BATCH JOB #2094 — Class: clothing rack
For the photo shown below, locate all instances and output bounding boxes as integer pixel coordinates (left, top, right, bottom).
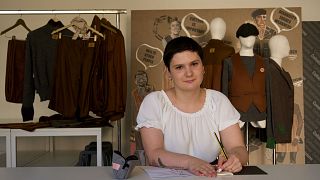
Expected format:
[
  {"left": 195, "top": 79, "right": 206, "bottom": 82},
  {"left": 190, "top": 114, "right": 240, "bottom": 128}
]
[
  {"left": 0, "top": 10, "right": 127, "bottom": 15},
  {"left": 0, "top": 10, "right": 126, "bottom": 31},
  {"left": 0, "top": 9, "right": 127, "bottom": 152}
]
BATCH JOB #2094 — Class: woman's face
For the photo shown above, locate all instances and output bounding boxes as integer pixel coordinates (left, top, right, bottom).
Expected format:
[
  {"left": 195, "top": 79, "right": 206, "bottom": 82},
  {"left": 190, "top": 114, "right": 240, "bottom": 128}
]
[
  {"left": 168, "top": 51, "right": 204, "bottom": 91},
  {"left": 170, "top": 21, "right": 181, "bottom": 35}
]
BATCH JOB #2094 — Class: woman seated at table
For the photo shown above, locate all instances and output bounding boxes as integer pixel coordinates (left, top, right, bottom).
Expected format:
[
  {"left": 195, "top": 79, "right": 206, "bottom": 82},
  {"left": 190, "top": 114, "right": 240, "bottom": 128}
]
[{"left": 136, "top": 36, "right": 248, "bottom": 177}]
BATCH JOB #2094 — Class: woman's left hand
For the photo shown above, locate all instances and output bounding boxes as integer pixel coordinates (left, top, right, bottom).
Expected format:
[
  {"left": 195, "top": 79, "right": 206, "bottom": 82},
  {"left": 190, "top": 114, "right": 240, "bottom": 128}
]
[{"left": 217, "top": 154, "right": 242, "bottom": 173}]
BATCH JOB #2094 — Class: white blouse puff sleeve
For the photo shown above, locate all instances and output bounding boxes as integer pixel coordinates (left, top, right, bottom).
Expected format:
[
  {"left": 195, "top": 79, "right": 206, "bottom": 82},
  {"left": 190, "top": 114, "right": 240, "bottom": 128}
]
[{"left": 136, "top": 89, "right": 240, "bottom": 162}]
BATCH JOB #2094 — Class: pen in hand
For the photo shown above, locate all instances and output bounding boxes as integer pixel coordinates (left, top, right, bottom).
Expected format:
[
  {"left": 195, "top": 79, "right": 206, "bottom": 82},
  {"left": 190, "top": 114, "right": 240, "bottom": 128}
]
[
  {"left": 214, "top": 132, "right": 228, "bottom": 172},
  {"left": 214, "top": 132, "right": 228, "bottom": 160}
]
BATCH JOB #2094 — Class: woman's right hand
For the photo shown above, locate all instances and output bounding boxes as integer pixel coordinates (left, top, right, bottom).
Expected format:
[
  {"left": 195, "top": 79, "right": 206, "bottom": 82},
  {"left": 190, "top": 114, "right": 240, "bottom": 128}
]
[{"left": 187, "top": 157, "right": 217, "bottom": 177}]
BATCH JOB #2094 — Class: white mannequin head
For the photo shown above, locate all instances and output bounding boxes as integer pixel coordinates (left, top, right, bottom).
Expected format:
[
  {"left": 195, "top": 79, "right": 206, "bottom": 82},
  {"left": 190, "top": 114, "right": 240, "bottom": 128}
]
[
  {"left": 210, "top": 17, "right": 226, "bottom": 40},
  {"left": 239, "top": 35, "right": 256, "bottom": 56},
  {"left": 269, "top": 35, "right": 290, "bottom": 66}
]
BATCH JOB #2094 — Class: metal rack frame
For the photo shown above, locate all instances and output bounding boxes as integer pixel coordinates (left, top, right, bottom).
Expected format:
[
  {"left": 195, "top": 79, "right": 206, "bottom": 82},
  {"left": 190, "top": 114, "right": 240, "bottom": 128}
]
[{"left": 0, "top": 9, "right": 127, "bottom": 152}]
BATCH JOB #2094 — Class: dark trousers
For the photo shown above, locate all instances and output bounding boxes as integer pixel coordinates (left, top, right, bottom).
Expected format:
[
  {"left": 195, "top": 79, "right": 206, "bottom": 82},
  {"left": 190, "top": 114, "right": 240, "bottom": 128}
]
[{"left": 5, "top": 39, "right": 26, "bottom": 103}]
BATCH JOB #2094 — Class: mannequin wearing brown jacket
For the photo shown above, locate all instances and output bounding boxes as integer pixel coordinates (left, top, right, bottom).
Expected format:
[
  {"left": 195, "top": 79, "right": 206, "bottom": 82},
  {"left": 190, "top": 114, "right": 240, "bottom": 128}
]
[
  {"left": 222, "top": 23, "right": 267, "bottom": 128},
  {"left": 202, "top": 17, "right": 235, "bottom": 91},
  {"left": 267, "top": 35, "right": 301, "bottom": 163}
]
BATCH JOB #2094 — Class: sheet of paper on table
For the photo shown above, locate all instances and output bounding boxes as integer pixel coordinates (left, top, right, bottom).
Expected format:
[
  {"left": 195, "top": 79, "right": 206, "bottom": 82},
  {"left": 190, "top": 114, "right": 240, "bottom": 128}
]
[{"left": 141, "top": 166, "right": 233, "bottom": 179}]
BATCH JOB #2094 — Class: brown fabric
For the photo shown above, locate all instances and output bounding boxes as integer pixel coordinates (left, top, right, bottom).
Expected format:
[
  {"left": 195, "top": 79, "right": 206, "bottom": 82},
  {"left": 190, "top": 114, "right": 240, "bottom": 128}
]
[
  {"left": 5, "top": 39, "right": 26, "bottom": 103},
  {"left": 202, "top": 39, "right": 235, "bottom": 91},
  {"left": 38, "top": 114, "right": 113, "bottom": 128},
  {"left": 276, "top": 115, "right": 298, "bottom": 152},
  {"left": 268, "top": 59, "right": 294, "bottom": 143},
  {"left": 276, "top": 104, "right": 302, "bottom": 151},
  {"left": 0, "top": 122, "right": 51, "bottom": 132},
  {"left": 49, "top": 118, "right": 113, "bottom": 128},
  {"left": 48, "top": 37, "right": 101, "bottom": 118},
  {"left": 90, "top": 16, "right": 127, "bottom": 121},
  {"left": 229, "top": 53, "right": 266, "bottom": 112},
  {"left": 0, "top": 117, "right": 113, "bottom": 132}
]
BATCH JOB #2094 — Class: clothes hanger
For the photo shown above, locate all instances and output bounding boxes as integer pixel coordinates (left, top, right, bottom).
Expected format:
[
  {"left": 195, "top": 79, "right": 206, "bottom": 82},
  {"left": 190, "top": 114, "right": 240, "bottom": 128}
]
[
  {"left": 51, "top": 10, "right": 60, "bottom": 22},
  {"left": 101, "top": 21, "right": 117, "bottom": 34},
  {"left": 0, "top": 17, "right": 31, "bottom": 35},
  {"left": 51, "top": 16, "right": 104, "bottom": 39},
  {"left": 51, "top": 24, "right": 72, "bottom": 35},
  {"left": 47, "top": 13, "right": 64, "bottom": 28},
  {"left": 51, "top": 14, "right": 77, "bottom": 36},
  {"left": 100, "top": 17, "right": 117, "bottom": 34}
]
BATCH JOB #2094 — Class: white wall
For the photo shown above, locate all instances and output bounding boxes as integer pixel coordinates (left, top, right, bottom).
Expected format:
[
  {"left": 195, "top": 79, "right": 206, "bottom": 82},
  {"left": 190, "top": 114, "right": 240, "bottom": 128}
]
[{"left": 0, "top": 0, "right": 319, "bottom": 155}]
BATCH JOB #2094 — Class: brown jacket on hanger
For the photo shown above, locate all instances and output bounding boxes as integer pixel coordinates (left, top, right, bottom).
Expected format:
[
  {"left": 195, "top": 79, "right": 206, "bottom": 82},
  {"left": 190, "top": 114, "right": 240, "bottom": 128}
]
[
  {"left": 90, "top": 15, "right": 127, "bottom": 121},
  {"left": 229, "top": 53, "right": 266, "bottom": 112}
]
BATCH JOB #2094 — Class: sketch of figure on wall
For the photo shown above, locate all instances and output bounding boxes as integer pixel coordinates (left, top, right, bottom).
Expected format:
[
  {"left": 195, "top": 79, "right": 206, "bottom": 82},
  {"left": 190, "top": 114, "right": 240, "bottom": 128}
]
[
  {"left": 131, "top": 70, "right": 154, "bottom": 154},
  {"left": 162, "top": 17, "right": 182, "bottom": 90},
  {"left": 249, "top": 8, "right": 277, "bottom": 58},
  {"left": 162, "top": 17, "right": 182, "bottom": 48},
  {"left": 132, "top": 70, "right": 154, "bottom": 110}
]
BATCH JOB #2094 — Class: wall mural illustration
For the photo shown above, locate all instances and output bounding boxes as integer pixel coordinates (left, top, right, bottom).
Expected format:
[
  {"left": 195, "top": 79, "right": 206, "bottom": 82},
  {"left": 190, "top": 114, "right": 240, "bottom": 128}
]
[{"left": 131, "top": 7, "right": 303, "bottom": 165}]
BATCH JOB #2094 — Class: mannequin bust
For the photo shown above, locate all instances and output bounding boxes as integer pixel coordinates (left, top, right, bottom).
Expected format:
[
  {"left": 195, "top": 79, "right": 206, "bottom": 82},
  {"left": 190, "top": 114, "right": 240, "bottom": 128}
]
[
  {"left": 267, "top": 34, "right": 295, "bottom": 149},
  {"left": 222, "top": 23, "right": 267, "bottom": 128},
  {"left": 269, "top": 34, "right": 290, "bottom": 66},
  {"left": 202, "top": 17, "right": 235, "bottom": 91},
  {"left": 238, "top": 35, "right": 266, "bottom": 128},
  {"left": 210, "top": 17, "right": 226, "bottom": 40}
]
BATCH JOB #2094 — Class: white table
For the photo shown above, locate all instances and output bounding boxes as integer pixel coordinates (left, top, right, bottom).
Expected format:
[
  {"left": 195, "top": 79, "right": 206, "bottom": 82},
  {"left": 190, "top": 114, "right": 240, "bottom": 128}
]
[
  {"left": 0, "top": 129, "right": 11, "bottom": 167},
  {"left": 0, "top": 164, "right": 319, "bottom": 180},
  {"left": 10, "top": 128, "right": 102, "bottom": 167}
]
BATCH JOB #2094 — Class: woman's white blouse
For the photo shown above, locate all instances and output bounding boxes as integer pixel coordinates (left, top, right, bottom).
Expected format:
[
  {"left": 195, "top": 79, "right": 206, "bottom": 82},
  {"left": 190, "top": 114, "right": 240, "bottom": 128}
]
[{"left": 136, "top": 89, "right": 240, "bottom": 162}]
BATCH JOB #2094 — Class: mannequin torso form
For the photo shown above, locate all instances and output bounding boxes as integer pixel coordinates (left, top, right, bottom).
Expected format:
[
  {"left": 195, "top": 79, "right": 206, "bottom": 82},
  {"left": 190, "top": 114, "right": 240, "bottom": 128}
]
[
  {"left": 267, "top": 34, "right": 296, "bottom": 146},
  {"left": 238, "top": 35, "right": 266, "bottom": 128},
  {"left": 222, "top": 23, "right": 267, "bottom": 127},
  {"left": 202, "top": 17, "right": 235, "bottom": 90}
]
